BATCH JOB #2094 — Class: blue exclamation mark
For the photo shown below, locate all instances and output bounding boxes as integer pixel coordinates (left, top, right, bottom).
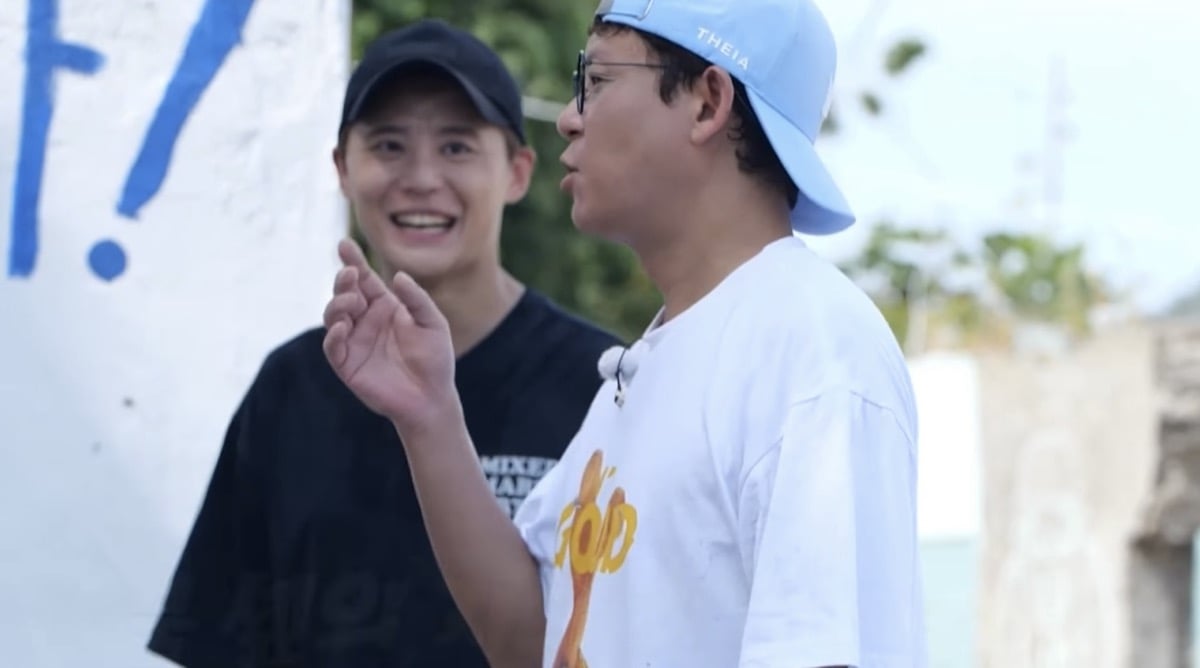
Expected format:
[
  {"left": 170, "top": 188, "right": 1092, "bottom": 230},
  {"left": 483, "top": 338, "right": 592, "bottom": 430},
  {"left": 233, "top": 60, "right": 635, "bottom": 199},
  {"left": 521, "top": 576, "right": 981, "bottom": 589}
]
[{"left": 100, "top": 0, "right": 257, "bottom": 281}]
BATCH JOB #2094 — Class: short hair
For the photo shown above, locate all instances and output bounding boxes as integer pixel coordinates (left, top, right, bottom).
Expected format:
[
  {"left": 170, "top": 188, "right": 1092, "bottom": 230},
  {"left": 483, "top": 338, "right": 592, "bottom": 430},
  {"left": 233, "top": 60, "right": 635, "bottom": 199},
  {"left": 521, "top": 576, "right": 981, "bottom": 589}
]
[{"left": 590, "top": 19, "right": 799, "bottom": 208}]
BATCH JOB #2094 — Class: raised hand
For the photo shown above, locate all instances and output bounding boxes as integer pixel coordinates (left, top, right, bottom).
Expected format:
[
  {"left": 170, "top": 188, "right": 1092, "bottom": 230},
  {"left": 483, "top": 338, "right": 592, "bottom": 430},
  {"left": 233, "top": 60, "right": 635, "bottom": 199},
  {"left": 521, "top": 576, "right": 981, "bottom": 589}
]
[{"left": 322, "top": 238, "right": 457, "bottom": 432}]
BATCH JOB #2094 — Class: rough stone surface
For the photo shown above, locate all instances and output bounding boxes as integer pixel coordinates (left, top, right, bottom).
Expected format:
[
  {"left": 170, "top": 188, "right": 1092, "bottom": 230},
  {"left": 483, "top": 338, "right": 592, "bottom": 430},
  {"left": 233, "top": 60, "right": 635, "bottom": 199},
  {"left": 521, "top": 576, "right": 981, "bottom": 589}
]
[
  {"left": 1130, "top": 321, "right": 1200, "bottom": 668},
  {"left": 1142, "top": 324, "right": 1200, "bottom": 540}
]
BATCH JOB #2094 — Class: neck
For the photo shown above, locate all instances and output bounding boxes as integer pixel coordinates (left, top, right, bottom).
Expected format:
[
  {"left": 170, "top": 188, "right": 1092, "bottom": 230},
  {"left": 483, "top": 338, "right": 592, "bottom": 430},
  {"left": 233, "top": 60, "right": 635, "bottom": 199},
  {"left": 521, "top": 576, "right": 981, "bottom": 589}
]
[
  {"left": 636, "top": 178, "right": 791, "bottom": 325},
  {"left": 396, "top": 262, "right": 525, "bottom": 357}
]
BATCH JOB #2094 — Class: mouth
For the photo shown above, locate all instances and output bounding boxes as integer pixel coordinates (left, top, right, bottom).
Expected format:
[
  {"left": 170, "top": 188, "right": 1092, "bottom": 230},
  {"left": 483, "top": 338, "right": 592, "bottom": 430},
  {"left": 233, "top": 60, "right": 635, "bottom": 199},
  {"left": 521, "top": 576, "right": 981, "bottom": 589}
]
[
  {"left": 560, "top": 162, "right": 579, "bottom": 191},
  {"left": 389, "top": 212, "right": 456, "bottom": 233},
  {"left": 560, "top": 148, "right": 579, "bottom": 174}
]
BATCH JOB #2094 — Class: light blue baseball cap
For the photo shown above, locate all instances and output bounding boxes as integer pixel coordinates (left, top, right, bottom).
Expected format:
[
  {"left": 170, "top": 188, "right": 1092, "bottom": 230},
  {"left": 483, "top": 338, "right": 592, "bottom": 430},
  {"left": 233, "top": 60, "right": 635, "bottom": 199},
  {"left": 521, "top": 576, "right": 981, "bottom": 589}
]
[{"left": 595, "top": 0, "right": 855, "bottom": 235}]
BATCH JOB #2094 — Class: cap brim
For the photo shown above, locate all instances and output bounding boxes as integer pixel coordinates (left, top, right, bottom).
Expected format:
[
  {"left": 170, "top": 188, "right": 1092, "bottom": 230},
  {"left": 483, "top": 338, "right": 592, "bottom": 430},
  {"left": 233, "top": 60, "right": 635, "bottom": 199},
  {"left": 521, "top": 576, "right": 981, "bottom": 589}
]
[
  {"left": 346, "top": 60, "right": 518, "bottom": 142},
  {"left": 747, "top": 89, "right": 854, "bottom": 235}
]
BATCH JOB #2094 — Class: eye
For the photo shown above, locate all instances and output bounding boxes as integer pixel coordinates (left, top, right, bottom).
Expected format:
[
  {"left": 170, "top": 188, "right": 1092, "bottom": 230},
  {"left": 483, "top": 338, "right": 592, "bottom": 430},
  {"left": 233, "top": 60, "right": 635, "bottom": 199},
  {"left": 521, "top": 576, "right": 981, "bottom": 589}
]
[
  {"left": 442, "top": 141, "right": 474, "bottom": 156},
  {"left": 371, "top": 139, "right": 403, "bottom": 155}
]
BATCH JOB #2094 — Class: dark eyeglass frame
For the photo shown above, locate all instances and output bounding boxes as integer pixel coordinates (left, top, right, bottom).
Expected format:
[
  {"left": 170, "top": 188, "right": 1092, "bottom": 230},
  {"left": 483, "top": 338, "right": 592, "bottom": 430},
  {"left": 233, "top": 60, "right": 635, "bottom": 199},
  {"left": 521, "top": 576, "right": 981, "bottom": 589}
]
[{"left": 573, "top": 50, "right": 668, "bottom": 114}]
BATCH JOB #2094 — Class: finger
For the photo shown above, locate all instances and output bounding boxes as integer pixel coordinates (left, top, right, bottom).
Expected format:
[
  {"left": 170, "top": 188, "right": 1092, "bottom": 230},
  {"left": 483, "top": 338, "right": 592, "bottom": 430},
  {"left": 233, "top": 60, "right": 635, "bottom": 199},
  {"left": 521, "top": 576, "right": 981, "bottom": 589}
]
[
  {"left": 337, "top": 237, "right": 369, "bottom": 271},
  {"left": 357, "top": 264, "right": 393, "bottom": 303},
  {"left": 332, "top": 265, "right": 358, "bottom": 296},
  {"left": 323, "top": 319, "right": 350, "bottom": 369},
  {"left": 325, "top": 267, "right": 362, "bottom": 328},
  {"left": 340, "top": 245, "right": 394, "bottom": 305},
  {"left": 337, "top": 238, "right": 391, "bottom": 301},
  {"left": 391, "top": 271, "right": 446, "bottom": 329},
  {"left": 323, "top": 291, "right": 368, "bottom": 328}
]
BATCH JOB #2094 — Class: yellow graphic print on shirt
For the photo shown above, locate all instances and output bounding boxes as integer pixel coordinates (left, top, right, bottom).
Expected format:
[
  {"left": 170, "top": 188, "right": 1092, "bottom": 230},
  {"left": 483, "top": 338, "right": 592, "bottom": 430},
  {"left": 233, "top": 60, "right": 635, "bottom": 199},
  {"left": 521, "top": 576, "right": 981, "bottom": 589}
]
[{"left": 550, "top": 449, "right": 638, "bottom": 668}]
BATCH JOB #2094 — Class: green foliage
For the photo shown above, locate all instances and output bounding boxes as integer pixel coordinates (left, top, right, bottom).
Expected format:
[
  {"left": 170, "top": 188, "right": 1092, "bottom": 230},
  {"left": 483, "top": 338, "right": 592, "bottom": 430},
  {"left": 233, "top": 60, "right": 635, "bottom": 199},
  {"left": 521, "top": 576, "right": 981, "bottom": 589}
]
[
  {"left": 840, "top": 223, "right": 983, "bottom": 347},
  {"left": 884, "top": 39, "right": 927, "bottom": 76},
  {"left": 860, "top": 92, "right": 883, "bottom": 116},
  {"left": 349, "top": 0, "right": 656, "bottom": 341},
  {"left": 839, "top": 223, "right": 1116, "bottom": 351},
  {"left": 822, "top": 34, "right": 927, "bottom": 136},
  {"left": 817, "top": 35, "right": 1118, "bottom": 350},
  {"left": 981, "top": 232, "right": 1111, "bottom": 335}
]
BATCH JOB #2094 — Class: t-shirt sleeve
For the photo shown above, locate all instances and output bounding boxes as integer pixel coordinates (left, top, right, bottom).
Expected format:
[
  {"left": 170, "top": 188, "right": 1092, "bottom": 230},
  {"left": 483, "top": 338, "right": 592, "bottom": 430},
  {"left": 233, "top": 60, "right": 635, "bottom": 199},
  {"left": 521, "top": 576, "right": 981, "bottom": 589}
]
[
  {"left": 147, "top": 379, "right": 277, "bottom": 668},
  {"left": 736, "top": 389, "right": 922, "bottom": 668},
  {"left": 512, "top": 455, "right": 568, "bottom": 616}
]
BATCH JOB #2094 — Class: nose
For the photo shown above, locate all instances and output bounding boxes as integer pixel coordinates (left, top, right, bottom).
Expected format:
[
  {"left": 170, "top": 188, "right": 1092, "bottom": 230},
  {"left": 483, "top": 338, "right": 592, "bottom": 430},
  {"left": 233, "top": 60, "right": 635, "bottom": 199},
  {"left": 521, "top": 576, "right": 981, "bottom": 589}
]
[
  {"left": 556, "top": 98, "right": 583, "bottom": 140},
  {"left": 401, "top": 151, "right": 441, "bottom": 195}
]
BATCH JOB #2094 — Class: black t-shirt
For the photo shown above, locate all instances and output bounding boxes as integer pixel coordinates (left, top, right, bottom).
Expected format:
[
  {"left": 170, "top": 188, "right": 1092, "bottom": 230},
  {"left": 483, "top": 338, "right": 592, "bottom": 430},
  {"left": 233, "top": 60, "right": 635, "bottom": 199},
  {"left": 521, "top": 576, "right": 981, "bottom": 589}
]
[{"left": 147, "top": 289, "right": 622, "bottom": 668}]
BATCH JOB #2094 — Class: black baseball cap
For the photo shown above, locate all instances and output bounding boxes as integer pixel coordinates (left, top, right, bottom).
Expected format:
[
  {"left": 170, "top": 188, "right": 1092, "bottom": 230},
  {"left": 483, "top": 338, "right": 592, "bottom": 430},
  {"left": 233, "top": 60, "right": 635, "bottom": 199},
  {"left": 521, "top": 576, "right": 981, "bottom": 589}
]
[{"left": 338, "top": 19, "right": 527, "bottom": 144}]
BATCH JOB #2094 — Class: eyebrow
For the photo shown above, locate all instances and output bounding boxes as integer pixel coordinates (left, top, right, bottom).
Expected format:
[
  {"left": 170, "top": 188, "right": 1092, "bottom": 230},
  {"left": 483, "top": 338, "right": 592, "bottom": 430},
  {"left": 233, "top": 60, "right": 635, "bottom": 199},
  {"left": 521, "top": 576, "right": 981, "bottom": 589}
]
[{"left": 583, "top": 53, "right": 654, "bottom": 70}]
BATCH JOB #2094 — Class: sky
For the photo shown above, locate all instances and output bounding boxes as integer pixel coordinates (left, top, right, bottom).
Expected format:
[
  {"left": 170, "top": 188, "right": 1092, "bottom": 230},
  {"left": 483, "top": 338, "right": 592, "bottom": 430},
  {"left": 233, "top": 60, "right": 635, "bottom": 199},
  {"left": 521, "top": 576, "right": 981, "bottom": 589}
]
[{"left": 806, "top": 0, "right": 1200, "bottom": 314}]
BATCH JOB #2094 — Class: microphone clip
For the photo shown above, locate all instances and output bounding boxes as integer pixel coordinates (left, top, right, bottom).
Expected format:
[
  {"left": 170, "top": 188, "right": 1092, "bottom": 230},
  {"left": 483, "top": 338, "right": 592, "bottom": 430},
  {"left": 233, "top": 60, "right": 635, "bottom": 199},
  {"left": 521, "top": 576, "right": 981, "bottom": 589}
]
[{"left": 598, "top": 341, "right": 647, "bottom": 408}]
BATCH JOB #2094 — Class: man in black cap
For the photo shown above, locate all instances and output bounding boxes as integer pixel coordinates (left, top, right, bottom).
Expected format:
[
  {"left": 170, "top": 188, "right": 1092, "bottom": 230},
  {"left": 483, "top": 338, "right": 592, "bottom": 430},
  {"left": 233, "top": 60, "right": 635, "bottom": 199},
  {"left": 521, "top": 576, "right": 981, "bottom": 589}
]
[{"left": 146, "top": 19, "right": 621, "bottom": 668}]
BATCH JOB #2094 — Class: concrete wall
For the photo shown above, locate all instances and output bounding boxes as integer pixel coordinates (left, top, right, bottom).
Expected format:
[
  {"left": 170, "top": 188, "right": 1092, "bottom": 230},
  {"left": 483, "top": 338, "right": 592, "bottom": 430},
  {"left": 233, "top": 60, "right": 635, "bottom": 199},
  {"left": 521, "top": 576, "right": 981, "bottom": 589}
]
[
  {"left": 973, "top": 325, "right": 1161, "bottom": 667},
  {"left": 0, "top": 1, "right": 349, "bottom": 666}
]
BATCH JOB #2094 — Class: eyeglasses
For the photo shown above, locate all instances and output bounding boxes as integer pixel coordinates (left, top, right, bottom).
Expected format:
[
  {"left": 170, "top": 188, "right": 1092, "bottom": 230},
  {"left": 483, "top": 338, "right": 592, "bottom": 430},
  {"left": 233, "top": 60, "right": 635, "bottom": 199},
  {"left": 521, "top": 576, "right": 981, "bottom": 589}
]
[{"left": 573, "top": 50, "right": 667, "bottom": 115}]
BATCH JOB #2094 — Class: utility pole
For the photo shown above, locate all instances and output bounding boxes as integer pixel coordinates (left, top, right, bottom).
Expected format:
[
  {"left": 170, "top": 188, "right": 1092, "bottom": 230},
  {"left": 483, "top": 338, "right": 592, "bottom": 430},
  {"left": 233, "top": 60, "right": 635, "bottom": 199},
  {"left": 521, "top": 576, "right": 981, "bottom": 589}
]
[{"left": 1041, "top": 54, "right": 1071, "bottom": 230}]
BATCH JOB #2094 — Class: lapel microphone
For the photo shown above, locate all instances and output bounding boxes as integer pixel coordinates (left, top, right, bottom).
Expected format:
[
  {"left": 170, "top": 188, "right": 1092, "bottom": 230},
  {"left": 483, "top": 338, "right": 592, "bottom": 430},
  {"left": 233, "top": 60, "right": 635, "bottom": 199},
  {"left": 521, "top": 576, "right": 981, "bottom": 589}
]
[{"left": 598, "top": 341, "right": 648, "bottom": 407}]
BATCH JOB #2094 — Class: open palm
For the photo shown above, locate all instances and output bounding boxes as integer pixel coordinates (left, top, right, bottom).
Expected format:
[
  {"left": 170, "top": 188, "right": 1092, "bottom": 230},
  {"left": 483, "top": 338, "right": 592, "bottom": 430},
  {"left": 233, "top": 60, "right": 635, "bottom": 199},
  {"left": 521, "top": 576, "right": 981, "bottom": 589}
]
[{"left": 322, "top": 239, "right": 456, "bottom": 429}]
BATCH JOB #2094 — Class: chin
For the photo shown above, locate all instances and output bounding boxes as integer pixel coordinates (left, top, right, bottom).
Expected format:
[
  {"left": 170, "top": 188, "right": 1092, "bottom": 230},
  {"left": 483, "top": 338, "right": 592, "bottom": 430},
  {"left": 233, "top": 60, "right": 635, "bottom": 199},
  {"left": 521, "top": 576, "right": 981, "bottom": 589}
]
[
  {"left": 381, "top": 248, "right": 459, "bottom": 283},
  {"left": 569, "top": 201, "right": 601, "bottom": 235},
  {"left": 571, "top": 205, "right": 628, "bottom": 244}
]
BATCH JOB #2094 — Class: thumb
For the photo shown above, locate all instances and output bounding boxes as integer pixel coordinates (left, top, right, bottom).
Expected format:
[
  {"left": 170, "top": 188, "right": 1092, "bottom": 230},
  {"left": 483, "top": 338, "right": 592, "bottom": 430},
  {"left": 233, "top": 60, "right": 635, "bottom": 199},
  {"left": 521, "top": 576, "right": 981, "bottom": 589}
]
[{"left": 391, "top": 271, "right": 446, "bottom": 329}]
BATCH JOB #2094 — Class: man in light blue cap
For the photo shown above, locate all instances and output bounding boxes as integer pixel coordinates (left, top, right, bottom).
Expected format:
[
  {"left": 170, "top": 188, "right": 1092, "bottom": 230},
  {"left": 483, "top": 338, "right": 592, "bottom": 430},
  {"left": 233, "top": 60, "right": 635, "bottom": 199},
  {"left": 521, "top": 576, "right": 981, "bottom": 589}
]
[{"left": 319, "top": 0, "right": 927, "bottom": 666}]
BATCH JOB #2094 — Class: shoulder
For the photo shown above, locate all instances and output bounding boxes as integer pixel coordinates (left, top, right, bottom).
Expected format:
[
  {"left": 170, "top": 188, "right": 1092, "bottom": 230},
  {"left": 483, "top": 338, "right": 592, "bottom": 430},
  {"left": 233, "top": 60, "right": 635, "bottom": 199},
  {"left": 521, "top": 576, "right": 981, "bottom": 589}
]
[
  {"left": 737, "top": 237, "right": 891, "bottom": 338},
  {"left": 730, "top": 238, "right": 907, "bottom": 391},
  {"left": 236, "top": 326, "right": 353, "bottom": 419},
  {"left": 707, "top": 239, "right": 917, "bottom": 442},
  {"left": 513, "top": 289, "right": 625, "bottom": 379},
  {"left": 249, "top": 326, "right": 344, "bottom": 391},
  {"left": 522, "top": 289, "right": 625, "bottom": 356},
  {"left": 494, "top": 290, "right": 623, "bottom": 415},
  {"left": 226, "top": 326, "right": 383, "bottom": 465},
  {"left": 259, "top": 326, "right": 330, "bottom": 375}
]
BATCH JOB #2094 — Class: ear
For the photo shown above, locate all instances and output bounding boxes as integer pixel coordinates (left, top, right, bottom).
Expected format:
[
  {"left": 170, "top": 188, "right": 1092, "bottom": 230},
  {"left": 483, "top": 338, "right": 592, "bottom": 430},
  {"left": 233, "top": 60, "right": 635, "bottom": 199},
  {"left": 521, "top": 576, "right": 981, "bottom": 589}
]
[
  {"left": 689, "top": 66, "right": 737, "bottom": 146},
  {"left": 332, "top": 143, "right": 350, "bottom": 197},
  {"left": 505, "top": 145, "right": 537, "bottom": 204}
]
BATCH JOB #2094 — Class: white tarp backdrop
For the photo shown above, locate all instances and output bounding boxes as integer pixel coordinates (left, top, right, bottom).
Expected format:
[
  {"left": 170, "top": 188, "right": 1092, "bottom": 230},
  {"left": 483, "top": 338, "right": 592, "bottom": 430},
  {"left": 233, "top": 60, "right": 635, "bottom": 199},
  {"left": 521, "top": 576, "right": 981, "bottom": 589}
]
[{"left": 0, "top": 0, "right": 349, "bottom": 665}]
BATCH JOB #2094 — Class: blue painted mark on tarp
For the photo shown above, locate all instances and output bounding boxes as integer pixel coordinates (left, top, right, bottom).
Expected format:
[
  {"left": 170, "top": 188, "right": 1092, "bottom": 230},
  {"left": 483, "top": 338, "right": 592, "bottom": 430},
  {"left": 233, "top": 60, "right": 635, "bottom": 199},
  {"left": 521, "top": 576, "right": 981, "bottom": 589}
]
[
  {"left": 87, "top": 239, "right": 126, "bottom": 282},
  {"left": 115, "top": 0, "right": 257, "bottom": 222},
  {"left": 7, "top": 0, "right": 104, "bottom": 278}
]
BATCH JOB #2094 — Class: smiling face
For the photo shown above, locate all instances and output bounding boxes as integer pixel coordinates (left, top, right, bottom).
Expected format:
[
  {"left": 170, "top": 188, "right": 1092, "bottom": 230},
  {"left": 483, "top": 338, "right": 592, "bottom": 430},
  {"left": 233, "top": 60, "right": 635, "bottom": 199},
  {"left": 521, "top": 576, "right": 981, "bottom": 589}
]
[{"left": 334, "top": 68, "right": 533, "bottom": 285}]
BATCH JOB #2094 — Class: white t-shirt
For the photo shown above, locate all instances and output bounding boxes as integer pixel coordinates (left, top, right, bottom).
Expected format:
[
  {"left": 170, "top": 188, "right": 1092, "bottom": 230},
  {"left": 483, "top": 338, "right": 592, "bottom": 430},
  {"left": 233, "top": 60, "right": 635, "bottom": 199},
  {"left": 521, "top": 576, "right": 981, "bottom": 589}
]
[{"left": 514, "top": 236, "right": 927, "bottom": 667}]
